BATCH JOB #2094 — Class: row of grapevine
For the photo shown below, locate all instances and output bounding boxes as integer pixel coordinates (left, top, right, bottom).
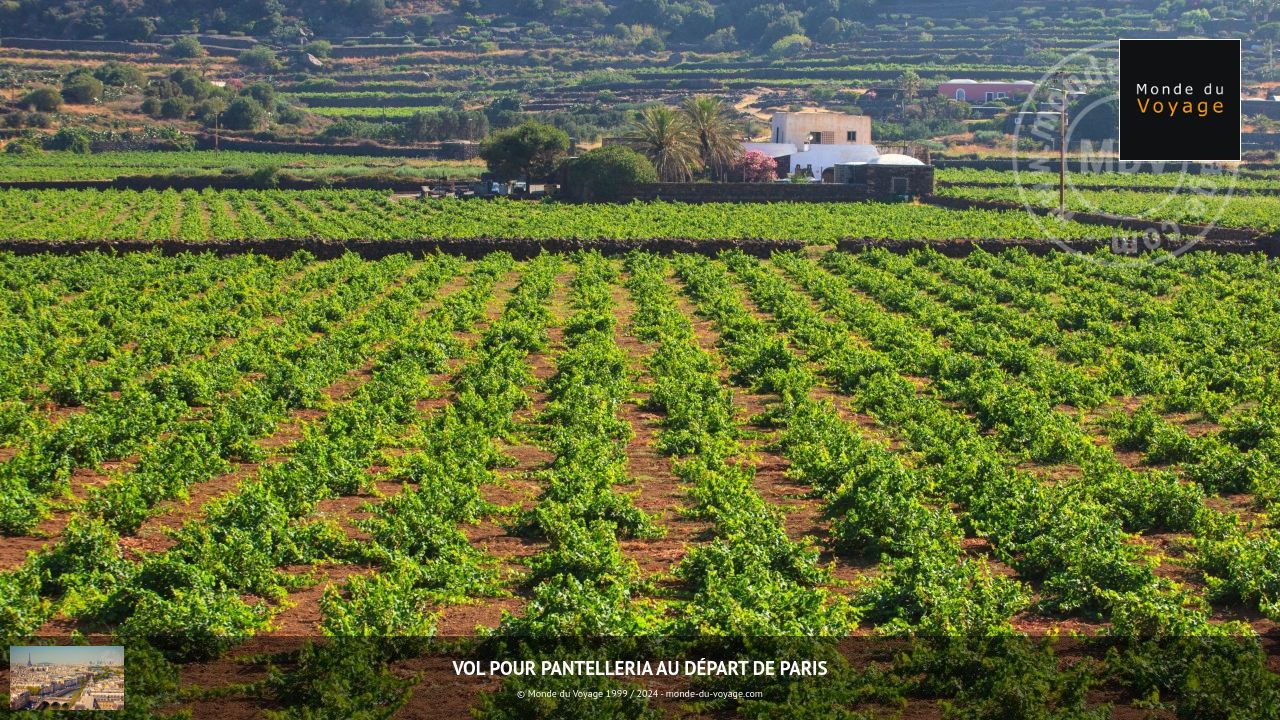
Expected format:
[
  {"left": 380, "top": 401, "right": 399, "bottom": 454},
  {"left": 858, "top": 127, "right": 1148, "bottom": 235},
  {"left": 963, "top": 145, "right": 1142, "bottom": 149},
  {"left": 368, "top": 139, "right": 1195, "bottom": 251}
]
[
  {"left": 0, "top": 151, "right": 472, "bottom": 181},
  {"left": 674, "top": 254, "right": 1022, "bottom": 633},
  {"left": 476, "top": 253, "right": 664, "bottom": 718},
  {"left": 938, "top": 184, "right": 1280, "bottom": 232},
  {"left": 893, "top": 248, "right": 1280, "bottom": 618},
  {"left": 667, "top": 254, "right": 1165, "bottom": 715},
  {"left": 937, "top": 168, "right": 1277, "bottom": 192},
  {"left": 0, "top": 190, "right": 1123, "bottom": 242},
  {"left": 316, "top": 251, "right": 561, "bottom": 645},
  {"left": 0, "top": 253, "right": 487, "bottom": 650},
  {"left": 765, "top": 252, "right": 1204, "bottom": 614},
  {"left": 695, "top": 252, "right": 1279, "bottom": 714},
  {"left": 890, "top": 248, "right": 1280, "bottom": 488},
  {"left": 8, "top": 251, "right": 330, "bottom": 408},
  {"left": 1, "top": 253, "right": 412, "bottom": 534},
  {"left": 915, "top": 248, "right": 1280, "bottom": 498},
  {"left": 498, "top": 252, "right": 660, "bottom": 636},
  {"left": 627, "top": 253, "right": 848, "bottom": 635},
  {"left": 245, "top": 254, "right": 527, "bottom": 720}
]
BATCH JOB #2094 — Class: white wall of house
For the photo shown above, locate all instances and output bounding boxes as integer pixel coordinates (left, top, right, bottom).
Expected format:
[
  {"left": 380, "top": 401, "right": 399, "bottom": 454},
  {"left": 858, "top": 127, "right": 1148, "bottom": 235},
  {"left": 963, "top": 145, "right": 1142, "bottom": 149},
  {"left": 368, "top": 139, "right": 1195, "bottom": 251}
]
[
  {"left": 769, "top": 112, "right": 872, "bottom": 145},
  {"left": 743, "top": 142, "right": 880, "bottom": 179}
]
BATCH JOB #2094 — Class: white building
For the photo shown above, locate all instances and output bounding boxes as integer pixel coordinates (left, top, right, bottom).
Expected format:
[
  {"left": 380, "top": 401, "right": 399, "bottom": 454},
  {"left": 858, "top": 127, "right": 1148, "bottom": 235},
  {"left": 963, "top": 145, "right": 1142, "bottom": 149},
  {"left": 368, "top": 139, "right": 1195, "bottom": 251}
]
[
  {"left": 744, "top": 111, "right": 879, "bottom": 181},
  {"left": 765, "top": 111, "right": 871, "bottom": 145}
]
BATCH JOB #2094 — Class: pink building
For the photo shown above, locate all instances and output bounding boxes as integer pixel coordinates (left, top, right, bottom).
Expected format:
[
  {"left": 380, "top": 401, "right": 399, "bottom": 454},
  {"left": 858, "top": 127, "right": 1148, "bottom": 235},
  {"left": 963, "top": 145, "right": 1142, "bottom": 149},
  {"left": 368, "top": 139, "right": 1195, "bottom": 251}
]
[{"left": 936, "top": 79, "right": 1035, "bottom": 103}]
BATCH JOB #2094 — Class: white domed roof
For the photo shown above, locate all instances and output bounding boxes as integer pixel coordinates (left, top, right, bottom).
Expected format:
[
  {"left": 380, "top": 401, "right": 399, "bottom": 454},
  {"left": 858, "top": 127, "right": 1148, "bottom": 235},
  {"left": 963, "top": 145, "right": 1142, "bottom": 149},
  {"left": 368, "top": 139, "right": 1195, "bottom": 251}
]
[{"left": 868, "top": 153, "right": 925, "bottom": 165}]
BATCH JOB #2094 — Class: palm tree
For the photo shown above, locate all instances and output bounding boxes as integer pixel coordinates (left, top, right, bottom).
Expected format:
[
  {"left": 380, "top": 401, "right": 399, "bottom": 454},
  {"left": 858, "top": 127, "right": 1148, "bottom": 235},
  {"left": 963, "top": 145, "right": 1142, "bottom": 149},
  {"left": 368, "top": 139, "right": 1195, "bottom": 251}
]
[
  {"left": 680, "top": 95, "right": 742, "bottom": 181},
  {"left": 624, "top": 106, "right": 701, "bottom": 183},
  {"left": 895, "top": 70, "right": 921, "bottom": 119}
]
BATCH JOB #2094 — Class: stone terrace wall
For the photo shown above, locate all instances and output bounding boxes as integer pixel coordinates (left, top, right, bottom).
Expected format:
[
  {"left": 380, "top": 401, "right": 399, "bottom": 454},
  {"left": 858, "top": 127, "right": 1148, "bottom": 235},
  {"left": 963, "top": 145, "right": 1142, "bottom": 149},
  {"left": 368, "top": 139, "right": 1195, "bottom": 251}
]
[{"left": 190, "top": 134, "right": 478, "bottom": 159}]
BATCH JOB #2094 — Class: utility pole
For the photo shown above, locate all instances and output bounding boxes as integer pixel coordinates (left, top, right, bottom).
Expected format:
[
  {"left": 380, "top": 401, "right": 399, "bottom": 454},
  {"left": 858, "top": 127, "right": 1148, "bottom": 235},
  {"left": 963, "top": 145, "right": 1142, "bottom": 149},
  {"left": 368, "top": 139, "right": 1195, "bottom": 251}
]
[
  {"left": 214, "top": 111, "right": 220, "bottom": 151},
  {"left": 1060, "top": 90, "right": 1066, "bottom": 214},
  {"left": 1050, "top": 71, "right": 1068, "bottom": 215}
]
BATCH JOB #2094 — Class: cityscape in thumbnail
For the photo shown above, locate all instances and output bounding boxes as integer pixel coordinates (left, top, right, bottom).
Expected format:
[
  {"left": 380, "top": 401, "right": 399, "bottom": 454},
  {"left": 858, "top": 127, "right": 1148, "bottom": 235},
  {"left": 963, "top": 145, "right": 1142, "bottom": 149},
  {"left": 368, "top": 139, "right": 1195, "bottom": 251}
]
[{"left": 9, "top": 646, "right": 124, "bottom": 711}]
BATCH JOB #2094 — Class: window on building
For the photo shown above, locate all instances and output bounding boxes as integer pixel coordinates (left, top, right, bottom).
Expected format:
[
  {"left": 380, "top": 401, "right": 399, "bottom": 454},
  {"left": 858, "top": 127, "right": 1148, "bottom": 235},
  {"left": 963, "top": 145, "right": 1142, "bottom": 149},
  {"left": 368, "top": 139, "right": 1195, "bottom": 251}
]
[
  {"left": 891, "top": 177, "right": 909, "bottom": 194},
  {"left": 955, "top": 88, "right": 966, "bottom": 101},
  {"left": 846, "top": 131, "right": 857, "bottom": 141},
  {"left": 807, "top": 131, "right": 822, "bottom": 144},
  {"left": 985, "top": 91, "right": 995, "bottom": 101}
]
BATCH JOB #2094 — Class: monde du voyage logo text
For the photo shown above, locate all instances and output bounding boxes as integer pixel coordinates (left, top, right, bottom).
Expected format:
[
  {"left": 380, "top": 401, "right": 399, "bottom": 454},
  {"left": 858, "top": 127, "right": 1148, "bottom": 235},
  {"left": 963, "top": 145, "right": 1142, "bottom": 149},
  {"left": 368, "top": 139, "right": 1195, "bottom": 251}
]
[{"left": 1119, "top": 38, "right": 1240, "bottom": 162}]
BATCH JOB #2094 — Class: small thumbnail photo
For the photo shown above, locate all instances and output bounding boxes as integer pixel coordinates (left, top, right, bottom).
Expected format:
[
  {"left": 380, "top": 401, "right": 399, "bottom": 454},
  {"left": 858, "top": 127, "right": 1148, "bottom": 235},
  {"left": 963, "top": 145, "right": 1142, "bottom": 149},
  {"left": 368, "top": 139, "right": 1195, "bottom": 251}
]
[{"left": 9, "top": 646, "right": 124, "bottom": 711}]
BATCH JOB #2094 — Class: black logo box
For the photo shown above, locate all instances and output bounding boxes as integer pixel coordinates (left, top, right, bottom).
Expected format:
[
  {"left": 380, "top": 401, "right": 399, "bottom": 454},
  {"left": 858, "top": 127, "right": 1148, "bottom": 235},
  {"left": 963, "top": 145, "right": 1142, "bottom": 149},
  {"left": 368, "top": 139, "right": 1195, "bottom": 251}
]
[{"left": 1119, "top": 38, "right": 1240, "bottom": 162}]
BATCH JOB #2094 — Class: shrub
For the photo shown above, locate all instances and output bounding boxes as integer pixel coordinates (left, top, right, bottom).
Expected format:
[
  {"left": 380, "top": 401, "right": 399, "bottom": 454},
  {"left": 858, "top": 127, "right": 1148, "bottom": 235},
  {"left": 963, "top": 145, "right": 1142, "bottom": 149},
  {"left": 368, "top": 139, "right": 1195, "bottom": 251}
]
[
  {"left": 479, "top": 120, "right": 569, "bottom": 182},
  {"left": 22, "top": 86, "right": 62, "bottom": 112},
  {"left": 159, "top": 96, "right": 191, "bottom": 119},
  {"left": 193, "top": 98, "right": 227, "bottom": 126},
  {"left": 119, "top": 16, "right": 156, "bottom": 41},
  {"left": 561, "top": 145, "right": 656, "bottom": 202},
  {"left": 637, "top": 36, "right": 664, "bottom": 52},
  {"left": 222, "top": 97, "right": 267, "bottom": 131},
  {"left": 734, "top": 150, "right": 777, "bottom": 182},
  {"left": 94, "top": 61, "right": 147, "bottom": 88},
  {"left": 249, "top": 165, "right": 281, "bottom": 188},
  {"left": 276, "top": 105, "right": 306, "bottom": 124},
  {"left": 240, "top": 82, "right": 276, "bottom": 110},
  {"left": 61, "top": 75, "right": 104, "bottom": 104},
  {"left": 167, "top": 36, "right": 204, "bottom": 58},
  {"left": 3, "top": 111, "right": 51, "bottom": 129},
  {"left": 4, "top": 137, "right": 43, "bottom": 154},
  {"left": 973, "top": 129, "right": 1004, "bottom": 145},
  {"left": 302, "top": 40, "right": 332, "bottom": 57},
  {"left": 167, "top": 68, "right": 215, "bottom": 101},
  {"left": 238, "top": 46, "right": 282, "bottom": 72},
  {"left": 704, "top": 26, "right": 738, "bottom": 51},
  {"left": 768, "top": 33, "right": 811, "bottom": 59},
  {"left": 412, "top": 15, "right": 435, "bottom": 34},
  {"left": 46, "top": 128, "right": 92, "bottom": 154}
]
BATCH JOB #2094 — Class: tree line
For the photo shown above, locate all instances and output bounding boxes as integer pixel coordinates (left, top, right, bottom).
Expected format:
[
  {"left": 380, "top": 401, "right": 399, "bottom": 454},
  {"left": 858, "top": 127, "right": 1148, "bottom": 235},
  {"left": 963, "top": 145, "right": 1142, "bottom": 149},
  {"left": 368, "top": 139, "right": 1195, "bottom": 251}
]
[{"left": 479, "top": 95, "right": 775, "bottom": 199}]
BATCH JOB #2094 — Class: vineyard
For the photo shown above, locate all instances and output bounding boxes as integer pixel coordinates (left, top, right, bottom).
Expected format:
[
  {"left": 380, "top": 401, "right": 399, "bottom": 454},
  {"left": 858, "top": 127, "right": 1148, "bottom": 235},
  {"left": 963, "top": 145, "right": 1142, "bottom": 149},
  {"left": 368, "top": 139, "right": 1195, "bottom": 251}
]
[
  {"left": 0, "top": 152, "right": 483, "bottom": 182},
  {"left": 3, "top": 246, "right": 1280, "bottom": 717},
  {"left": 937, "top": 183, "right": 1280, "bottom": 233},
  {"left": 0, "top": 190, "right": 1123, "bottom": 243},
  {"left": 2, "top": 0, "right": 1279, "bottom": 710}
]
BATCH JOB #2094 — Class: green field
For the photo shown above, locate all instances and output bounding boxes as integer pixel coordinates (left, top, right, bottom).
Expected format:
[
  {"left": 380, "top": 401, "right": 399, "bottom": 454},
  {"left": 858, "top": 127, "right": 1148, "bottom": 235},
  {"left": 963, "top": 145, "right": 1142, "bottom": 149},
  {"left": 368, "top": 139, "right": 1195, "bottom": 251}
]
[
  {"left": 0, "top": 189, "right": 1125, "bottom": 242},
  {"left": 938, "top": 183, "right": 1280, "bottom": 232},
  {"left": 937, "top": 167, "right": 1280, "bottom": 191},
  {"left": 0, "top": 151, "right": 483, "bottom": 182}
]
